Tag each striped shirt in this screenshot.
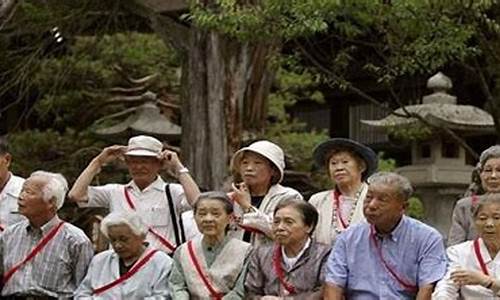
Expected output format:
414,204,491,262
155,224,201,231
0,215,94,298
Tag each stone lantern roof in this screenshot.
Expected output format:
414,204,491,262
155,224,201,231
94,92,181,140
361,72,495,134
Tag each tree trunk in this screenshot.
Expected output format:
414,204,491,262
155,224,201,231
149,13,279,190
182,29,278,190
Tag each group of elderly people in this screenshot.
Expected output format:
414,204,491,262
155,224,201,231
0,134,499,299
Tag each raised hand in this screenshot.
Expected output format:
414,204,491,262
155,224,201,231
231,182,252,211
158,149,184,174
96,145,127,166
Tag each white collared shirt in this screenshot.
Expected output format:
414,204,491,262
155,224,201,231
281,238,311,271
75,247,172,299
432,238,500,299
0,173,26,228
79,176,189,253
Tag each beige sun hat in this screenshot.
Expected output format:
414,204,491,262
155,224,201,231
125,135,163,157
231,140,285,183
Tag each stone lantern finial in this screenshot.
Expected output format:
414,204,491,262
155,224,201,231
422,72,456,104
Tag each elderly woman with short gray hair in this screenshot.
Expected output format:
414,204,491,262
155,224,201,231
433,194,500,299
448,145,500,246
75,211,173,299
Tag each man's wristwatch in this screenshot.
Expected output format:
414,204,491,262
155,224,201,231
178,167,189,175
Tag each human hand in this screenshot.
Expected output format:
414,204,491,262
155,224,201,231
159,150,183,173
450,269,490,287
231,182,252,211
95,145,127,166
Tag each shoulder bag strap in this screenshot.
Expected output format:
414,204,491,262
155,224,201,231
165,183,185,245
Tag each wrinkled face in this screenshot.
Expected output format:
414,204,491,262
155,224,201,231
239,152,275,191
363,182,406,229
194,199,231,238
0,152,11,182
108,224,145,261
328,151,365,186
272,206,311,247
475,202,500,242
125,155,162,189
480,158,500,193
18,176,54,219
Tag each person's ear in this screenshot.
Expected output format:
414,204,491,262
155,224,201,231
2,153,12,167
402,200,409,212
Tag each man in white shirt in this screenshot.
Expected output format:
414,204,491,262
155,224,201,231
69,135,200,254
0,136,25,230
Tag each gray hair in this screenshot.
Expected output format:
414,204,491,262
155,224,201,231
30,171,68,209
100,211,148,239
367,171,413,202
479,145,500,170
472,193,500,219
194,191,233,215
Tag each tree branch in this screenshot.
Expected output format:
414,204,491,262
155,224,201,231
0,0,19,31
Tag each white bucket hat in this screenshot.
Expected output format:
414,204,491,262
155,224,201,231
231,140,285,183
125,135,163,157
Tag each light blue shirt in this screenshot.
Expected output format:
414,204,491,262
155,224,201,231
325,216,447,300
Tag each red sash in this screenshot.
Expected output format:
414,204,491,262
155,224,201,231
332,190,348,229
227,193,265,235
272,244,296,295
370,226,418,293
187,241,223,300
93,249,158,295
123,187,176,252
473,238,489,275
471,194,480,206
3,221,65,284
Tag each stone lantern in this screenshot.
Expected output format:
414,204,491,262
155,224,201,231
94,91,181,141
362,72,495,237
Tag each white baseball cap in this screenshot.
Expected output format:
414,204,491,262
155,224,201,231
231,140,285,183
125,135,163,157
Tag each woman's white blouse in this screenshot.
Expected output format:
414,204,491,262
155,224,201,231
432,238,500,299
74,248,173,299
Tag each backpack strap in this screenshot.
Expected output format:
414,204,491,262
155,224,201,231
165,184,186,246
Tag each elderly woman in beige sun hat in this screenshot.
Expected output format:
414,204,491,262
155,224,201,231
309,138,378,246
230,140,303,246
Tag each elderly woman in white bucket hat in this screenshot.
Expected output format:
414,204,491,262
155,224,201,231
230,140,303,246
309,138,378,246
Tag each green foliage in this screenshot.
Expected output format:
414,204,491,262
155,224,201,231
3,30,180,184
377,152,396,172
31,32,180,129
185,0,340,40
386,124,434,141
8,129,105,182
407,197,425,220
264,62,328,171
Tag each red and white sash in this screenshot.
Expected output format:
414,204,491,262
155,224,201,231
3,221,65,284
272,244,296,295
123,187,177,252
187,240,223,300
370,225,418,293
93,249,158,295
227,192,265,235
473,238,490,276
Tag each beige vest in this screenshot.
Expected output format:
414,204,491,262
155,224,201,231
309,183,367,245
179,237,251,298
